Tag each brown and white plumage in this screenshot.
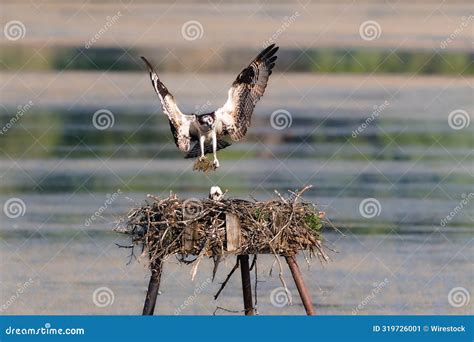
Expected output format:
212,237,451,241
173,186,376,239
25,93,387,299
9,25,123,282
141,56,194,152
216,44,279,141
141,44,278,169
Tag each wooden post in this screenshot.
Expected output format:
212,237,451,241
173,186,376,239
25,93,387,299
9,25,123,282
142,259,163,315
285,256,315,315
225,213,241,252
238,255,255,315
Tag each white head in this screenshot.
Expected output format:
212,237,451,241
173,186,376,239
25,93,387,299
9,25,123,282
196,113,216,131
209,186,223,201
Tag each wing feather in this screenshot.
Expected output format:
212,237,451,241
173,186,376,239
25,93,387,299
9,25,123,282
141,56,193,152
216,44,279,141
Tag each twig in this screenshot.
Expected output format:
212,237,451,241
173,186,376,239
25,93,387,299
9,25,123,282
273,189,287,203
274,254,292,305
214,257,240,300
213,306,242,315
253,255,258,313
115,243,136,265
249,254,257,271
324,217,346,236
212,255,221,281
288,185,313,203
114,242,134,249
269,259,276,277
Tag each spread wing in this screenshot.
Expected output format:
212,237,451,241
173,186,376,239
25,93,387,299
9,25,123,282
141,56,194,152
216,44,278,141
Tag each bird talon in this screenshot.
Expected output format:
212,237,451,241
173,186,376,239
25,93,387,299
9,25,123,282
213,160,220,169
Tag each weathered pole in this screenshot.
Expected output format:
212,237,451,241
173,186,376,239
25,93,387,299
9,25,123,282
238,255,255,315
285,255,315,315
142,259,163,315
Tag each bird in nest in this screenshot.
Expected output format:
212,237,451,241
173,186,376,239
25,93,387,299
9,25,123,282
208,186,224,201
141,44,279,171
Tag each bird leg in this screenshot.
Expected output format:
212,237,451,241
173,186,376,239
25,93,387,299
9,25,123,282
199,134,206,160
212,131,219,168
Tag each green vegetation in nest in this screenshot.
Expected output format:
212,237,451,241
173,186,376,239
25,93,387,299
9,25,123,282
304,212,324,233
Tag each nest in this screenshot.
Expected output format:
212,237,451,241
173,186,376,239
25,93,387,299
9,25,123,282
117,186,329,269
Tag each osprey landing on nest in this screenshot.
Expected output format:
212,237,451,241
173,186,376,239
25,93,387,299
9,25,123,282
141,44,279,169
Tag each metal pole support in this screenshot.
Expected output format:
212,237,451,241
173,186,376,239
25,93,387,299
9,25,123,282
238,255,255,315
285,255,315,315
142,260,163,315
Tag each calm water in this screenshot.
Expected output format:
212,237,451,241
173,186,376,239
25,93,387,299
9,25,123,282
0,72,472,315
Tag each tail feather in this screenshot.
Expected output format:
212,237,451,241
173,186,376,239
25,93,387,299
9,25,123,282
185,139,231,159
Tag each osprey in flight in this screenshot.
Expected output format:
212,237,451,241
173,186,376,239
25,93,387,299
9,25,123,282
141,44,279,169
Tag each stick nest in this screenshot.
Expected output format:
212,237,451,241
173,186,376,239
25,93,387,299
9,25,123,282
116,186,329,268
